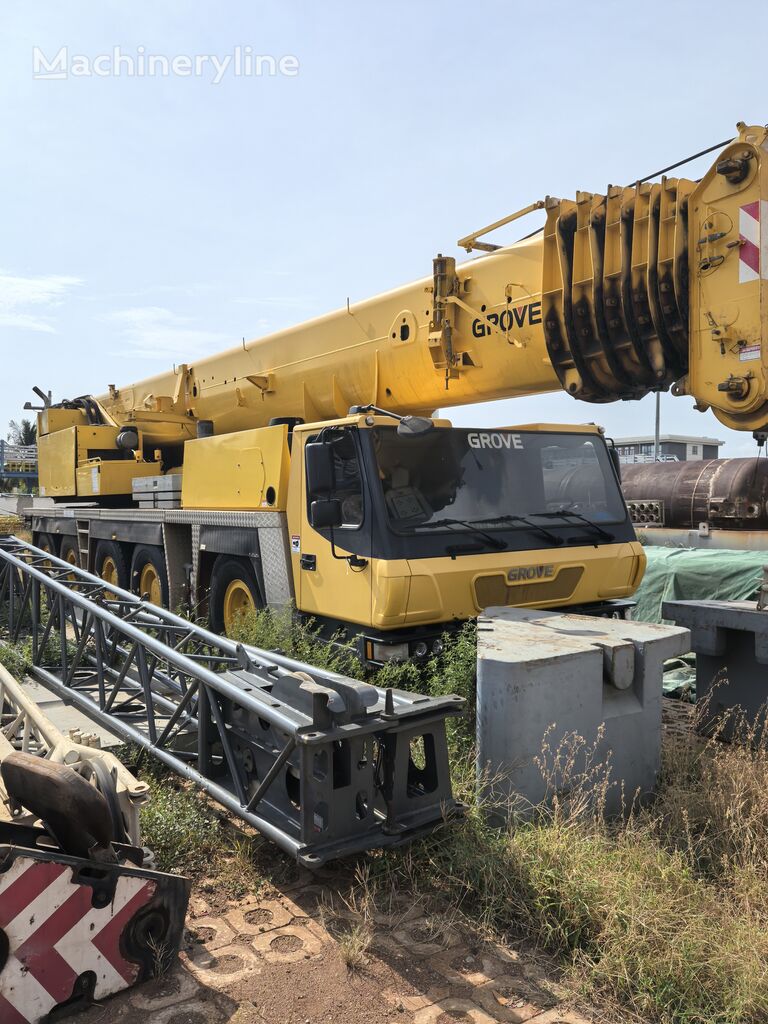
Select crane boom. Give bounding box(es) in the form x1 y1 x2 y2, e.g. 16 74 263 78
93 123 768 447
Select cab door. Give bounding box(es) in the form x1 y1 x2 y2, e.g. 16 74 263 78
293 428 373 628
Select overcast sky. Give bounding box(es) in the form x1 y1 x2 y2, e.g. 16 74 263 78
1 1 766 455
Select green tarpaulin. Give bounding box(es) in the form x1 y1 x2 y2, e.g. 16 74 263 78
631 545 765 625
630 545 766 700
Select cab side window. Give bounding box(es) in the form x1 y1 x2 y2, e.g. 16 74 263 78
306 430 364 530
332 433 364 527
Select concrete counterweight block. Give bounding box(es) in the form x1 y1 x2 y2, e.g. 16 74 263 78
664 599 768 739
477 608 690 817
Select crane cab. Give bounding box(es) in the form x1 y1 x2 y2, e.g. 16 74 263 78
286 414 645 662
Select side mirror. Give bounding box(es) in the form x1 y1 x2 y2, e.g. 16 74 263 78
397 415 434 439
310 498 343 529
305 441 335 496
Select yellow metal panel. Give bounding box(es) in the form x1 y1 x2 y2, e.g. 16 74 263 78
182 424 290 510
38 428 77 498
76 460 159 497
39 423 147 499
501 422 602 435
397 543 645 626
686 124 768 431
370 561 412 628
402 572 442 624
74 425 123 459
38 408 86 436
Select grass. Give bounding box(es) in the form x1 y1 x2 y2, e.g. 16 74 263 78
356 714 768 1023
0 629 77 679
336 922 373 971
230 609 768 1024
4 598 767 1021
133 769 223 875
117 748 269 895
318 885 375 971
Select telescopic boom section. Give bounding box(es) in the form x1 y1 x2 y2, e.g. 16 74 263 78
88 123 768 441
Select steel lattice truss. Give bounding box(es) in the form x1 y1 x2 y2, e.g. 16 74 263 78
0 537 462 866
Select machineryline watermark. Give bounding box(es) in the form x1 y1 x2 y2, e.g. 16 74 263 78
33 46 300 84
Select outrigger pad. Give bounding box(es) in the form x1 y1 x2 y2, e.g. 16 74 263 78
1 751 116 862
0 822 190 1024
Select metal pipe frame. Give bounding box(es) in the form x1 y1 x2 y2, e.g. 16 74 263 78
0 660 149 844
0 536 463 866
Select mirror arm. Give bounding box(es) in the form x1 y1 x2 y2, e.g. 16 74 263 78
328 527 369 570
348 404 404 420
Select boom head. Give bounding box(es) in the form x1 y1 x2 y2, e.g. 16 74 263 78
541 122 768 437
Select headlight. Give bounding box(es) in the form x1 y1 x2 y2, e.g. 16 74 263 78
412 641 429 658
431 639 444 656
372 641 409 663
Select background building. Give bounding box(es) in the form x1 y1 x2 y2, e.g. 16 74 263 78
614 434 723 464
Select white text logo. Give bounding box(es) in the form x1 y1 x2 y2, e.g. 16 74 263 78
33 47 300 84
467 432 523 450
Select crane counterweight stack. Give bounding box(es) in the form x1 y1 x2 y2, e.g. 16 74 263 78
26 123 768 659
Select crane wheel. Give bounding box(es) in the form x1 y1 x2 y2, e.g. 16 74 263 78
33 532 58 568
130 545 169 607
95 541 129 594
209 556 263 636
59 537 81 581
33 534 60 610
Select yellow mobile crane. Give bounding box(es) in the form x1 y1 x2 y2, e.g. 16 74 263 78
29 123 768 661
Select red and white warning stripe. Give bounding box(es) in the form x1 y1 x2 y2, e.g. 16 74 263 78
739 200 768 283
0 855 156 1024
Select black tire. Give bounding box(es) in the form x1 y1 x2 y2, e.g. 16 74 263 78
94 540 129 593
59 535 80 570
130 545 169 607
31 532 59 611
34 532 58 560
209 556 263 636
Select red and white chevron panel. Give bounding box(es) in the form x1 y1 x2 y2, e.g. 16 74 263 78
739 200 768 283
0 855 156 1024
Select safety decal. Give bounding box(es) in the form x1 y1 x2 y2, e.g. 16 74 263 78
0 856 156 1023
739 201 761 283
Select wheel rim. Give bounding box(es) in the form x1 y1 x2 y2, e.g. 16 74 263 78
223 579 256 633
139 562 162 606
39 545 55 601
40 544 53 570
63 546 78 581
101 556 119 589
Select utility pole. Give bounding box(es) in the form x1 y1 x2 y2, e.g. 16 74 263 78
653 391 661 461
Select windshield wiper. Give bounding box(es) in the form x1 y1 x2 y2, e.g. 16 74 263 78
468 514 564 546
530 508 614 542
409 517 507 551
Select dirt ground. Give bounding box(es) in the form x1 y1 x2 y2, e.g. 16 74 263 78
74 862 594 1024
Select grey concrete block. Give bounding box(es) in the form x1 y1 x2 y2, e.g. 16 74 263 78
477 607 690 816
664 598 768 737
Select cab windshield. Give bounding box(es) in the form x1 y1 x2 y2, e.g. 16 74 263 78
370 426 626 534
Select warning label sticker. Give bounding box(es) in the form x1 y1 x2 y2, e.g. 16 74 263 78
740 344 761 362
291 534 301 554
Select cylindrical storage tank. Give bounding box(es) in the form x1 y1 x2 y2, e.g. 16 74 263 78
622 458 768 529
